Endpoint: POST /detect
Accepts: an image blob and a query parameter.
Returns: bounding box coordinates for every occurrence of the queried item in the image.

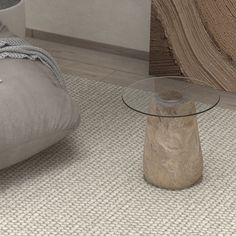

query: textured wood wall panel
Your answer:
[149,3,182,76]
[150,0,236,92]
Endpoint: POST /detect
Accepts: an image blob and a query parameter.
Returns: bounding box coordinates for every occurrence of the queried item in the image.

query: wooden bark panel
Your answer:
[150,0,236,92]
[196,0,236,62]
[149,3,182,76]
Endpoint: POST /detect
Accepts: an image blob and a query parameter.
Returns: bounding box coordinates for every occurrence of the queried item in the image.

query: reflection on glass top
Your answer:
[122,76,221,118]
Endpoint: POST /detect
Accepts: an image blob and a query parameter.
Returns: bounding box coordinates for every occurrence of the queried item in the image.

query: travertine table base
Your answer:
[143,91,203,190]
[122,76,220,190]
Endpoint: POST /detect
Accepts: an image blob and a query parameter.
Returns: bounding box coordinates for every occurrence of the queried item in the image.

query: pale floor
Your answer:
[27,37,236,110]
[27,37,149,86]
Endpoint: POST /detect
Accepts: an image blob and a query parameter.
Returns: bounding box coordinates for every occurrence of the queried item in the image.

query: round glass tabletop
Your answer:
[122,76,221,118]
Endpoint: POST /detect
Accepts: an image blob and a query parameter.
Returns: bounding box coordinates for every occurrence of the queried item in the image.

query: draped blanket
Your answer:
[0,23,65,88]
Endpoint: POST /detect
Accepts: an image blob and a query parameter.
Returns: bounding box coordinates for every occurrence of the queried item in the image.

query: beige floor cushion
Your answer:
[0,59,80,169]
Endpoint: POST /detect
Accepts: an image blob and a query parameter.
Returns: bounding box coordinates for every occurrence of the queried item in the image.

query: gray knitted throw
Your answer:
[0,24,65,88]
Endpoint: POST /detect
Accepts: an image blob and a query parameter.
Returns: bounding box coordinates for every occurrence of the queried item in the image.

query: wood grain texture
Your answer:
[149,3,182,76]
[150,0,236,92]
[143,92,203,190]
[196,0,236,62]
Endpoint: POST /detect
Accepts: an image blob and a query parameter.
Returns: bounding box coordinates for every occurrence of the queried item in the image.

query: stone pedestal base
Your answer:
[143,91,203,190]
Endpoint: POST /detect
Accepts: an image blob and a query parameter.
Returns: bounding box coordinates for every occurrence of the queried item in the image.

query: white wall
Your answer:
[25,0,151,52]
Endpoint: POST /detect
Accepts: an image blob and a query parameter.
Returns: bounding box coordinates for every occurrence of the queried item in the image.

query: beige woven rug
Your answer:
[0,74,236,236]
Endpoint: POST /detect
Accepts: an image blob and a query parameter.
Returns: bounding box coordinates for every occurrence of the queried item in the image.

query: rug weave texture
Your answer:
[0,74,236,236]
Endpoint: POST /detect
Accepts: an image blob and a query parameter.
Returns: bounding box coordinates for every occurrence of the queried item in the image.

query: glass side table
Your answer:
[122,76,220,190]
